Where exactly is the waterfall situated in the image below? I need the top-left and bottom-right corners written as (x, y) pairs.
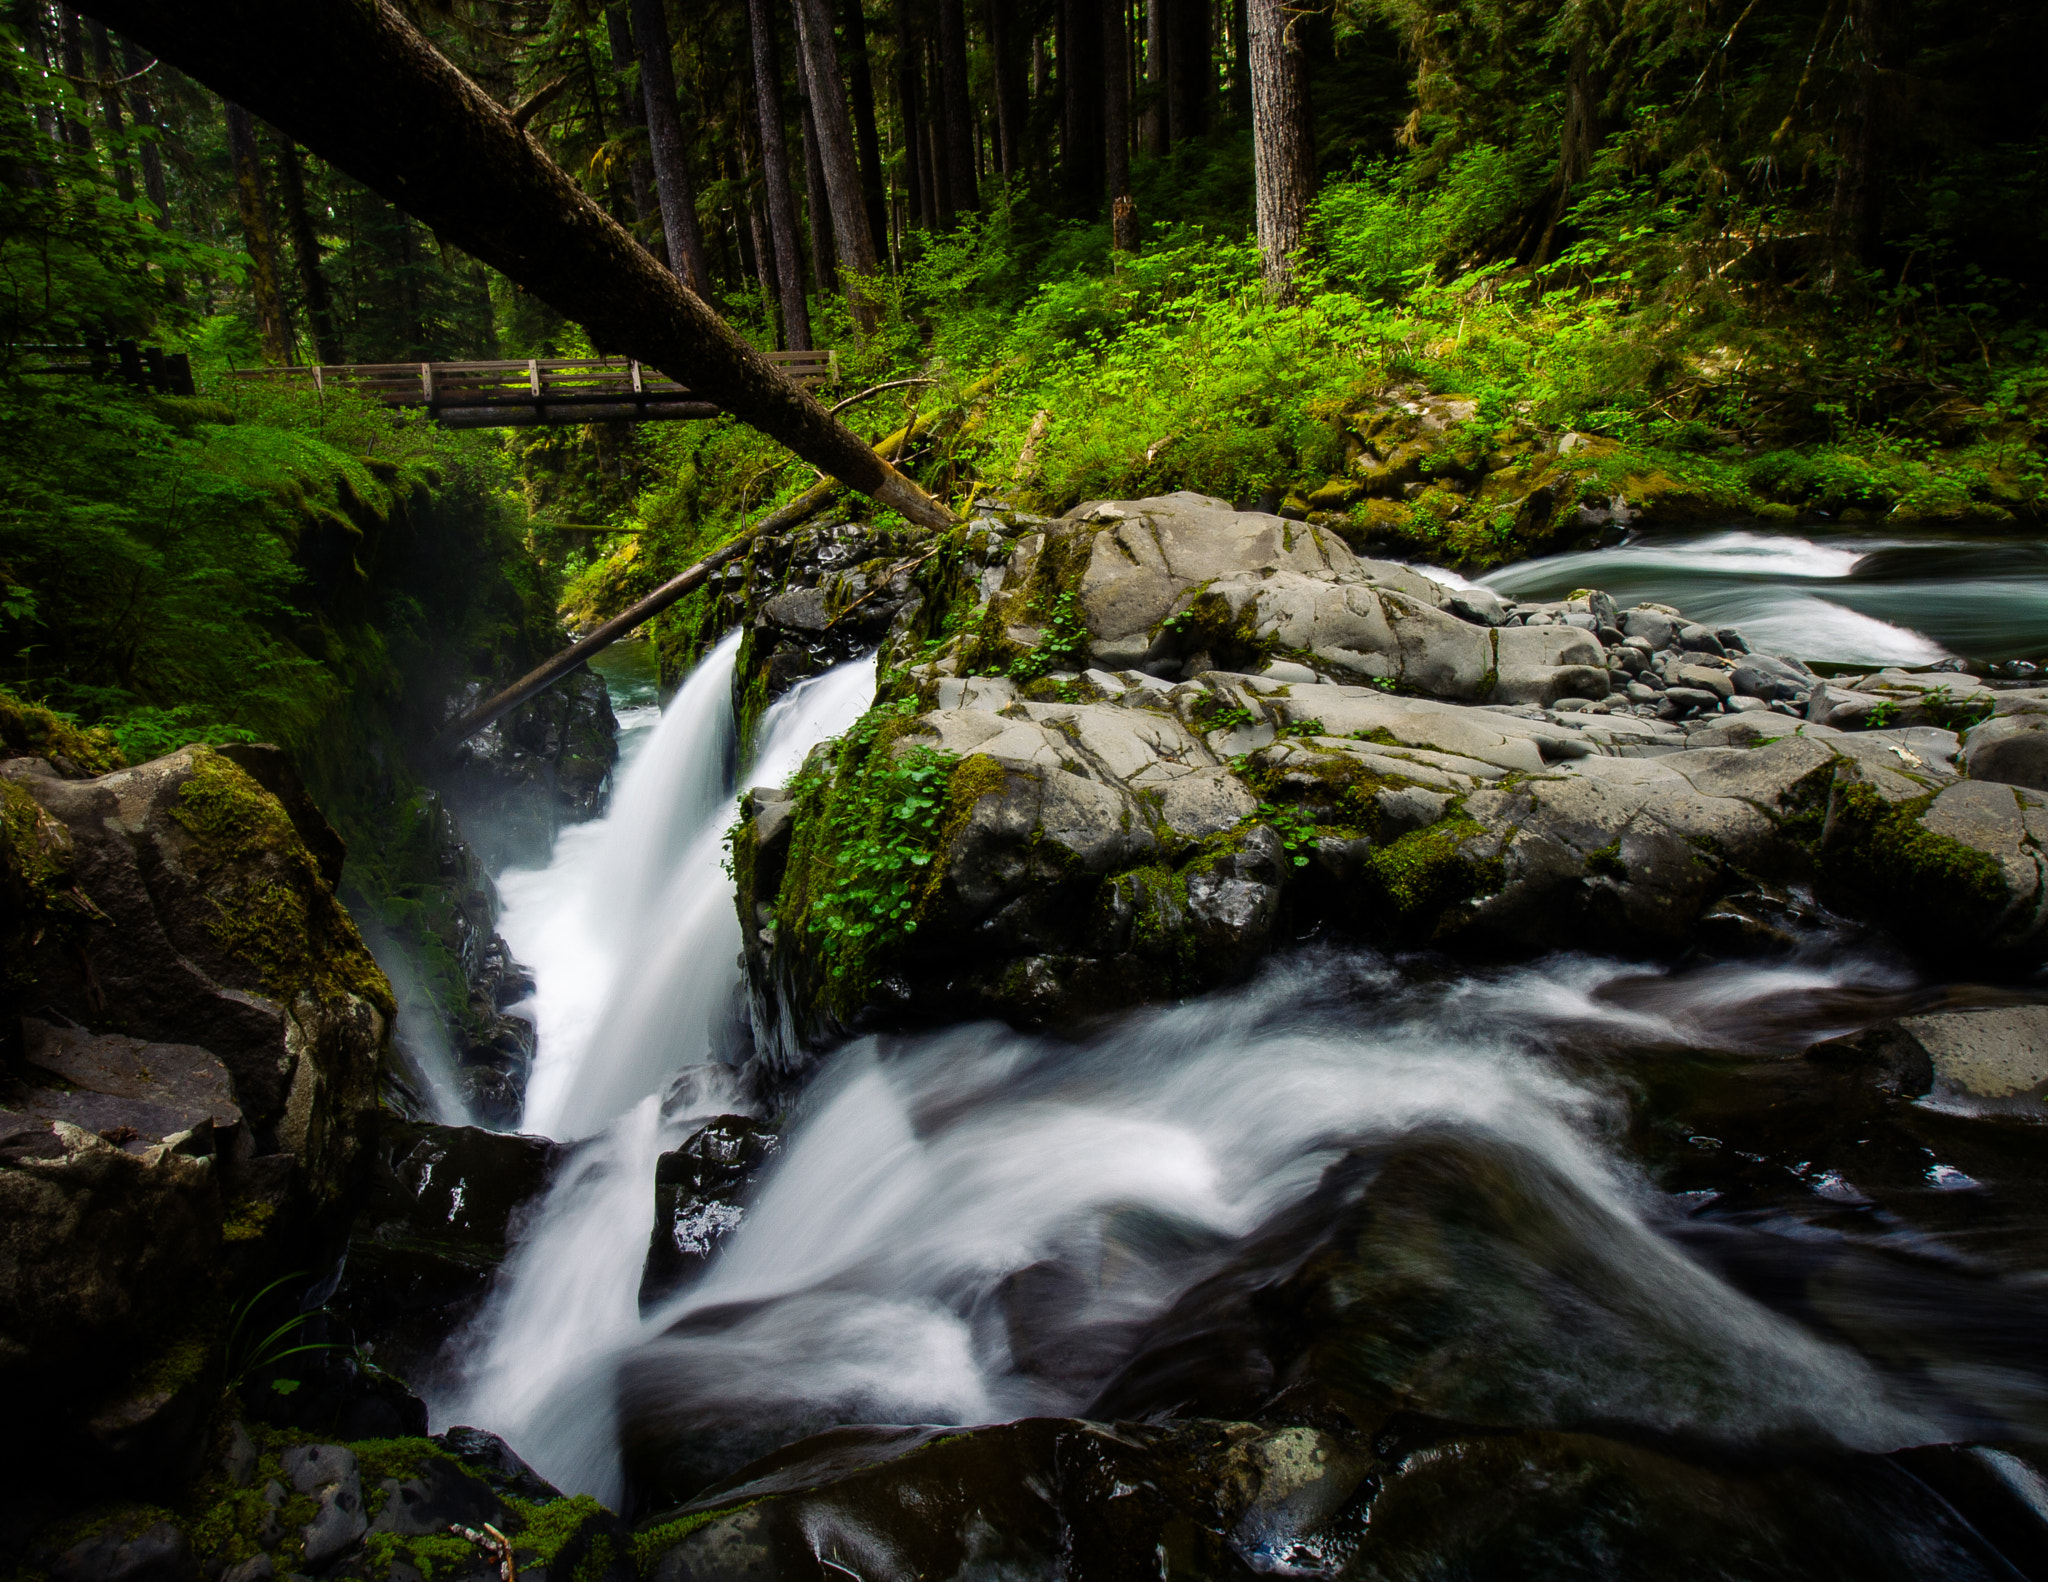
top-left (439, 646), bottom-right (878, 1493)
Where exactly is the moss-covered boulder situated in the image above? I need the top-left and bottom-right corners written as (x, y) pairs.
top-left (0, 743), bottom-right (393, 1488)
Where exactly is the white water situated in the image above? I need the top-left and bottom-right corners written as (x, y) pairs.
top-left (440, 646), bottom-right (877, 1485)
top-left (1480, 530), bottom-right (1950, 666)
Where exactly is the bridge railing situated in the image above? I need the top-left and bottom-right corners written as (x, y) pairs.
top-left (222, 349), bottom-right (838, 427)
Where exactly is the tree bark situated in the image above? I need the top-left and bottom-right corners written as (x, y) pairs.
top-left (55, 5), bottom-right (92, 151)
top-left (936, 0), bottom-right (977, 214)
top-left (893, 0), bottom-right (927, 231)
top-left (790, 0), bottom-right (880, 331)
top-left (1104, 0), bottom-right (1137, 251)
top-left (1247, 0), bottom-right (1309, 302)
top-left (76, 0), bottom-right (951, 528)
top-left (1142, 0), bottom-right (1167, 153)
top-left (923, 38), bottom-right (952, 229)
top-left (629, 0), bottom-right (716, 301)
top-left (224, 103), bottom-right (293, 361)
top-left (273, 138), bottom-right (342, 362)
top-left (1828, 0), bottom-right (1896, 282)
top-left (797, 75), bottom-right (836, 292)
top-left (602, 3), bottom-right (660, 259)
top-left (983, 0), bottom-right (1023, 176)
top-left (747, 0), bottom-right (812, 349)
top-left (1167, 0), bottom-right (1207, 144)
top-left (1061, 0), bottom-right (1103, 217)
top-left (735, 124), bottom-right (781, 338)
top-left (839, 0), bottom-right (888, 261)
top-left (1226, 0), bottom-right (1249, 119)
top-left (115, 35), bottom-right (169, 220)
top-left (84, 19), bottom-right (133, 200)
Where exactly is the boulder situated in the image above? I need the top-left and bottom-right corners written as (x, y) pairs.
top-left (1962, 713), bottom-right (2048, 791)
top-left (330, 1117), bottom-right (558, 1387)
top-left (640, 1115), bottom-right (778, 1309)
top-left (1892, 1006), bottom-right (2048, 1103)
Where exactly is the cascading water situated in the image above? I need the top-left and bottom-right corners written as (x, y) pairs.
top-left (437, 644), bottom-right (878, 1494)
top-left (437, 634), bottom-right (2048, 1560)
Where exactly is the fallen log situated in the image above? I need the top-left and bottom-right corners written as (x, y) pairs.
top-left (75, 0), bottom-right (952, 532)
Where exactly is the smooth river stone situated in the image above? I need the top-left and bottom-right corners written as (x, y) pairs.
top-left (1898, 1006), bottom-right (2048, 1099)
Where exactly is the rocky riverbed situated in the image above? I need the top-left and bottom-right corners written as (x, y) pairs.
top-left (6, 494), bottom-right (2048, 1582)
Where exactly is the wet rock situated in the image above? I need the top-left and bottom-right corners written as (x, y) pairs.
top-left (1894, 1006), bottom-right (2048, 1102)
top-left (439, 667), bottom-right (618, 871)
top-left (367, 1458), bottom-right (503, 1537)
top-left (432, 1426), bottom-right (564, 1504)
top-left (640, 1116), bottom-right (778, 1308)
top-left (282, 1445), bottom-right (366, 1567)
top-left (330, 1118), bottom-right (557, 1387)
top-left (224, 1420), bottom-right (259, 1487)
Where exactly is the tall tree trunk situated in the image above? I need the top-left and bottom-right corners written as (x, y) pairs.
top-left (1828, 0), bottom-right (1895, 283)
top-left (1246, 0), bottom-right (1309, 302)
top-left (602, 3), bottom-right (661, 260)
top-left (797, 74), bottom-right (835, 292)
top-left (893, 0), bottom-right (927, 231)
top-left (225, 102), bottom-right (294, 362)
top-left (115, 36), bottom-right (169, 219)
top-left (629, 0), bottom-right (716, 301)
top-left (1142, 0), bottom-right (1167, 153)
top-left (923, 38), bottom-right (952, 229)
top-left (936, 0), bottom-right (977, 215)
top-left (1104, 0), bottom-right (1136, 251)
top-left (1167, 0), bottom-right (1207, 143)
top-left (1061, 0), bottom-right (1103, 217)
top-left (275, 137), bottom-right (342, 362)
top-left (983, 0), bottom-right (1023, 176)
top-left (1226, 0), bottom-right (1249, 119)
top-left (791, 0), bottom-right (880, 332)
top-left (840, 0), bottom-right (888, 261)
top-left (85, 19), bottom-right (132, 199)
top-left (55, 6), bottom-right (92, 152)
top-left (736, 124), bottom-right (782, 342)
top-left (747, 0), bottom-right (812, 349)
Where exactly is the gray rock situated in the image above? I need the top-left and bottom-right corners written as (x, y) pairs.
top-left (1620, 609), bottom-right (1677, 649)
top-left (52, 1522), bottom-right (189, 1582)
top-left (300, 1478), bottom-right (368, 1568)
top-left (1896, 1007), bottom-right (2048, 1100)
top-left (1445, 587), bottom-right (1507, 626)
top-left (1660, 688), bottom-right (1722, 718)
top-left (1962, 714), bottom-right (2048, 791)
top-left (1670, 663), bottom-right (1735, 700)
top-left (282, 1443), bottom-right (359, 1495)
top-left (1677, 624), bottom-right (1726, 656)
top-left (224, 1419), bottom-right (258, 1487)
top-left (221, 1557), bottom-right (274, 1582)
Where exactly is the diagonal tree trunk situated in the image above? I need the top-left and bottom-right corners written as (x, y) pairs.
top-left (936, 0), bottom-right (977, 214)
top-left (1247, 0), bottom-right (1309, 302)
top-left (840, 0), bottom-right (888, 261)
top-left (790, 0), bottom-right (881, 332)
top-left (747, 0), bottom-right (813, 349)
top-left (629, 0), bottom-right (716, 302)
top-left (602, 3), bottom-right (661, 260)
top-left (75, 0), bottom-right (951, 530)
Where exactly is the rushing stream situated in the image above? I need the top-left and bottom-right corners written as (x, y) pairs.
top-left (430, 532), bottom-right (2048, 1570)
top-left (1479, 525), bottom-right (2048, 667)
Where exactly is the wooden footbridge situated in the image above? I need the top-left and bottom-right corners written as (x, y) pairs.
top-left (224, 348), bottom-right (837, 428)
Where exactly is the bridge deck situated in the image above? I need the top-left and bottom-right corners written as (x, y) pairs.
top-left (224, 349), bottom-right (836, 428)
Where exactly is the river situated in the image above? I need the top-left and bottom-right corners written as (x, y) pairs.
top-left (425, 529), bottom-right (2048, 1575)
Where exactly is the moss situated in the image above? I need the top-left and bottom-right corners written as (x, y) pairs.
top-left (1363, 814), bottom-right (1503, 928)
top-left (170, 750), bottom-right (395, 1016)
top-left (0, 685), bottom-right (126, 774)
top-left (633, 1504), bottom-right (759, 1569)
top-left (1584, 838), bottom-right (1628, 881)
top-left (1820, 779), bottom-right (2009, 949)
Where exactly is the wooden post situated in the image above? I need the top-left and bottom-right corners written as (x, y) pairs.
top-left (420, 362), bottom-right (436, 408)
